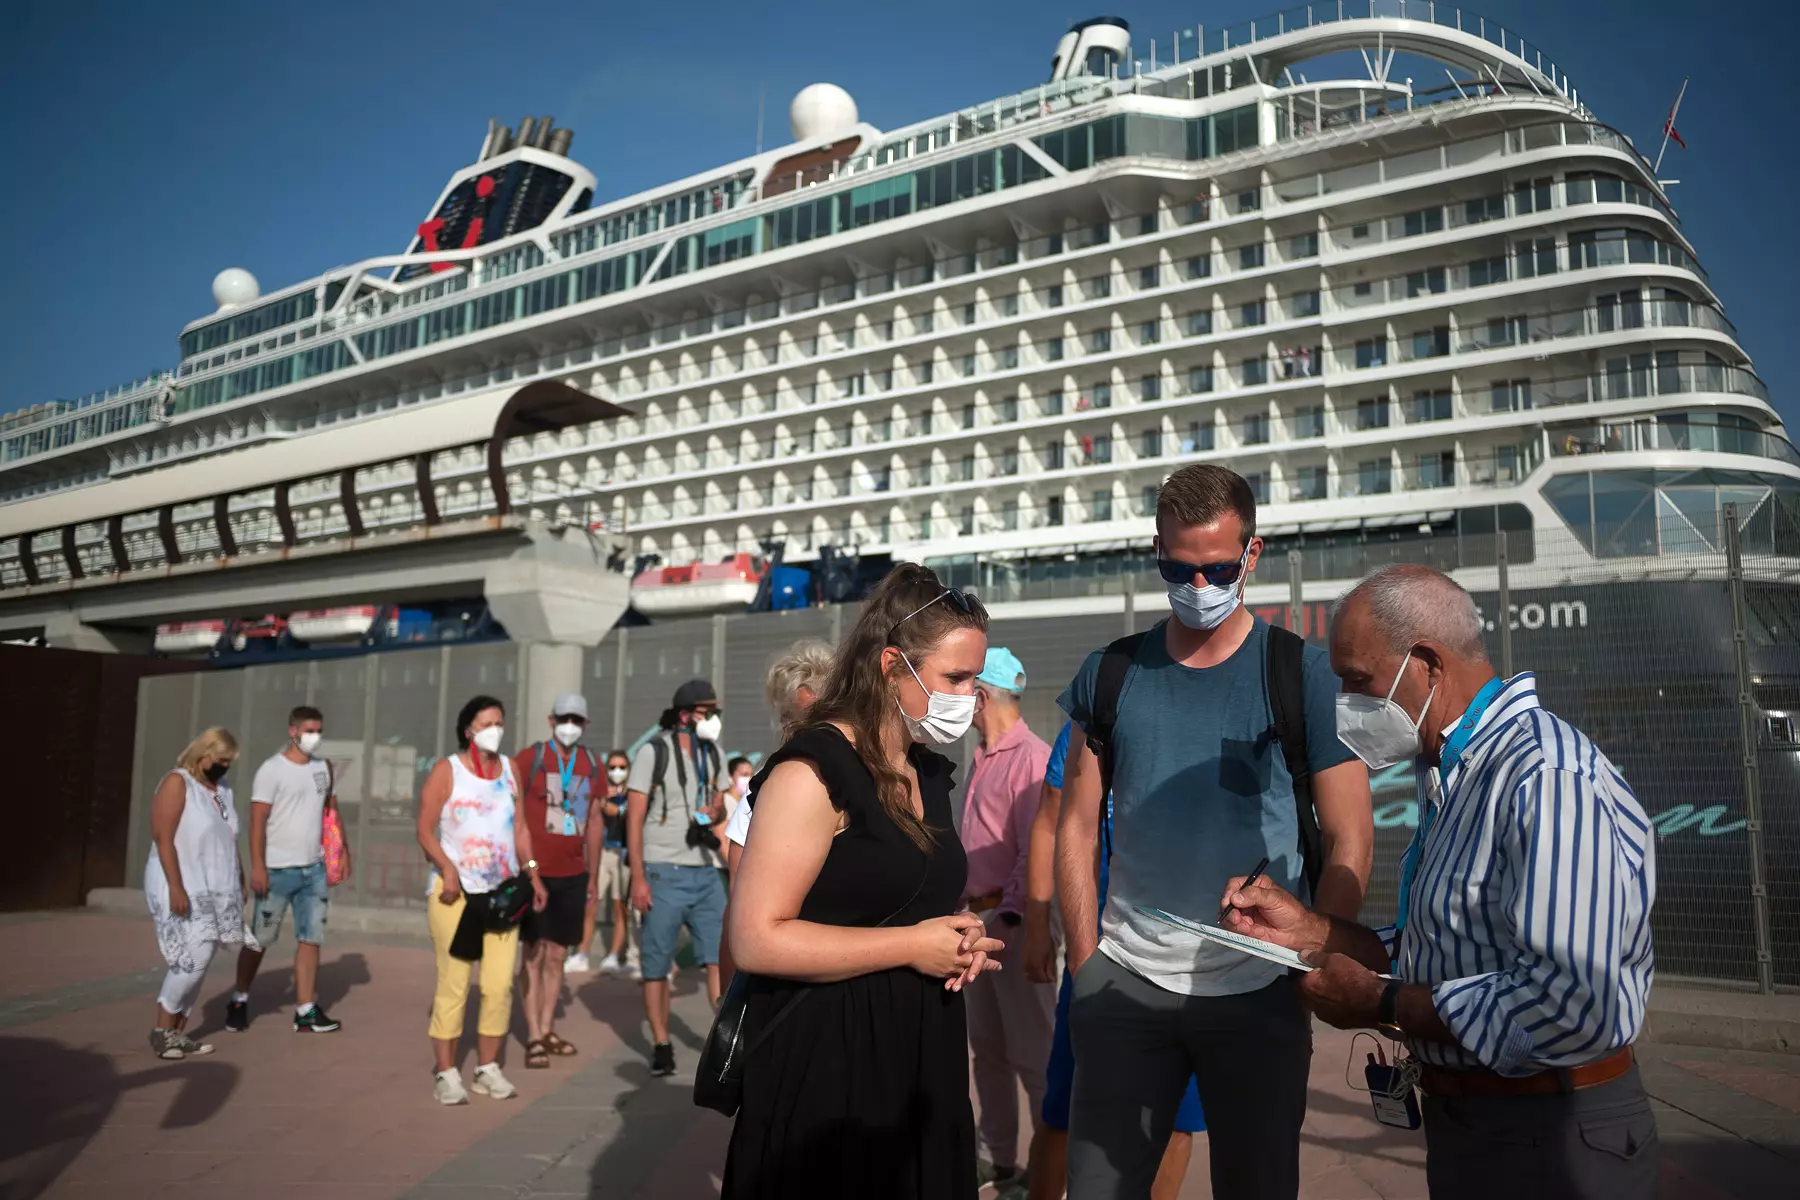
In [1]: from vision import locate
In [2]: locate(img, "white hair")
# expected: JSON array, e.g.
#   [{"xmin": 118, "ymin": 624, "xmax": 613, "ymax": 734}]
[
  {"xmin": 1334, "ymin": 563, "xmax": 1489, "ymax": 660},
  {"xmin": 765, "ymin": 638, "xmax": 834, "ymax": 734}
]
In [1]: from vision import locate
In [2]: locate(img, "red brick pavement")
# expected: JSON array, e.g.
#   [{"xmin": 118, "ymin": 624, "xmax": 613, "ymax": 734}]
[{"xmin": 3, "ymin": 911, "xmax": 1797, "ymax": 1200}]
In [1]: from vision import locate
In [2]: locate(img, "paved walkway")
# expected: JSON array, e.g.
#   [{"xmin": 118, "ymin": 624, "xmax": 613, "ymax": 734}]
[{"xmin": 1, "ymin": 910, "xmax": 1796, "ymax": 1199}]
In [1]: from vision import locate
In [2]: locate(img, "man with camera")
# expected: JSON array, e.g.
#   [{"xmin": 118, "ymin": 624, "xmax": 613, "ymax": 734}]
[{"xmin": 626, "ymin": 678, "xmax": 729, "ymax": 1077}]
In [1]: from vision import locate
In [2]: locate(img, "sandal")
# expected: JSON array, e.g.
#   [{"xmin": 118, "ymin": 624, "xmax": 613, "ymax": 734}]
[
  {"xmin": 525, "ymin": 1039, "xmax": 551, "ymax": 1069},
  {"xmin": 542, "ymin": 1032, "xmax": 578, "ymax": 1056}
]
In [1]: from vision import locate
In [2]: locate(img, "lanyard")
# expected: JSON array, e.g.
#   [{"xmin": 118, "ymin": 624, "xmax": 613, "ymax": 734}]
[{"xmin": 1392, "ymin": 675, "xmax": 1506, "ymax": 963}]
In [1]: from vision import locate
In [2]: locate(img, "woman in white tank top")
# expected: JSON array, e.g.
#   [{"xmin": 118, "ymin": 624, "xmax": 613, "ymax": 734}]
[
  {"xmin": 144, "ymin": 726, "xmax": 246, "ymax": 1060},
  {"xmin": 415, "ymin": 694, "xmax": 549, "ymax": 1106}
]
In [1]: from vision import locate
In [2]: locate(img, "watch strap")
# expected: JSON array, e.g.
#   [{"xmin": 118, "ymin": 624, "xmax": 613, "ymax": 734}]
[{"xmin": 1378, "ymin": 979, "xmax": 1403, "ymax": 1033}]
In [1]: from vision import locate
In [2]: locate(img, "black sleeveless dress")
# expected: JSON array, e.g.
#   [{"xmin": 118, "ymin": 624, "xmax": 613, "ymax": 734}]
[{"xmin": 722, "ymin": 725, "xmax": 975, "ymax": 1200}]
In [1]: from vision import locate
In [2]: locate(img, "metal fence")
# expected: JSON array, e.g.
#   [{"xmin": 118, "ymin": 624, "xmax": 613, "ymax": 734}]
[{"xmin": 125, "ymin": 513, "xmax": 1799, "ymax": 989}]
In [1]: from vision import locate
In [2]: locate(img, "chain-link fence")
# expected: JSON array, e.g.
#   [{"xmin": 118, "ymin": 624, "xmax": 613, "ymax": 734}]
[{"xmin": 124, "ymin": 507, "xmax": 1799, "ymax": 987}]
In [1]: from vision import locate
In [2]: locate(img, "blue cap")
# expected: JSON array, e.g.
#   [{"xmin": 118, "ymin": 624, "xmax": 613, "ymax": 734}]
[{"xmin": 978, "ymin": 647, "xmax": 1028, "ymax": 693}]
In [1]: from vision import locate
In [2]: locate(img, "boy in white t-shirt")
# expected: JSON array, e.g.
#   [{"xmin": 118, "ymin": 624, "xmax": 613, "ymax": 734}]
[{"xmin": 227, "ymin": 705, "xmax": 344, "ymax": 1034}]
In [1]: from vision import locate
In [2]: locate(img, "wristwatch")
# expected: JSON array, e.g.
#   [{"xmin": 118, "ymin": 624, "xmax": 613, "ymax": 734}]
[
  {"xmin": 1377, "ymin": 980, "xmax": 1405, "ymax": 1038},
  {"xmin": 524, "ymin": 858, "xmax": 540, "ymax": 873}
]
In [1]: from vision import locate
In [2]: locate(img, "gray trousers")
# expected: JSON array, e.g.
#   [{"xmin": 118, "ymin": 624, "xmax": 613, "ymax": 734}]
[
  {"xmin": 1066, "ymin": 951, "xmax": 1312, "ymax": 1200},
  {"xmin": 1423, "ymin": 1064, "xmax": 1659, "ymax": 1199}
]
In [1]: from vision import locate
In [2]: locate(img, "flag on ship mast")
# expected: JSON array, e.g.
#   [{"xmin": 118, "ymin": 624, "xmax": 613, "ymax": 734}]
[{"xmin": 1654, "ymin": 78, "xmax": 1689, "ymax": 174}]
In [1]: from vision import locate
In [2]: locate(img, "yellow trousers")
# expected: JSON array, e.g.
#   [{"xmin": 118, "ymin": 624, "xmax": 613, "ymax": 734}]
[{"xmin": 426, "ymin": 878, "xmax": 519, "ymax": 1039}]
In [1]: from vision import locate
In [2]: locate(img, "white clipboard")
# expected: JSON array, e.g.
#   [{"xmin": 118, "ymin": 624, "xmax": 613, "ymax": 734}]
[{"xmin": 1134, "ymin": 905, "xmax": 1316, "ymax": 972}]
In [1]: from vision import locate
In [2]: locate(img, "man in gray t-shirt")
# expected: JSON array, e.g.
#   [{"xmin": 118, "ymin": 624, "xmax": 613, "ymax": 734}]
[
  {"xmin": 1056, "ymin": 464, "xmax": 1372, "ymax": 1200},
  {"xmin": 626, "ymin": 678, "xmax": 728, "ymax": 1078}
]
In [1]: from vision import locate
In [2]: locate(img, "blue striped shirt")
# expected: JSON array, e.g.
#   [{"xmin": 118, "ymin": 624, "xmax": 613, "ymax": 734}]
[{"xmin": 1380, "ymin": 673, "xmax": 1656, "ymax": 1076}]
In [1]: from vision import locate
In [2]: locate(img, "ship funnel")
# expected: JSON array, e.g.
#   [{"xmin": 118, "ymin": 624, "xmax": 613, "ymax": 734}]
[
  {"xmin": 547, "ymin": 127, "xmax": 574, "ymax": 156},
  {"xmin": 1049, "ymin": 16, "xmax": 1130, "ymax": 82},
  {"xmin": 516, "ymin": 115, "xmax": 538, "ymax": 149},
  {"xmin": 534, "ymin": 115, "xmax": 554, "ymax": 148}
]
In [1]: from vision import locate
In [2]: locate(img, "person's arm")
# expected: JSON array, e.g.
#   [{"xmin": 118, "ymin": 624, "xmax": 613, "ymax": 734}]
[
  {"xmin": 626, "ymin": 787, "xmax": 651, "ymax": 912},
  {"xmin": 1022, "ymin": 777, "xmax": 1062, "ymax": 983},
  {"xmin": 585, "ymin": 792, "xmax": 606, "ymax": 884},
  {"xmin": 149, "ymin": 774, "xmax": 191, "ymax": 915},
  {"xmin": 1054, "ymin": 727, "xmax": 1103, "ymax": 973},
  {"xmin": 247, "ymin": 803, "xmax": 272, "ymax": 898},
  {"xmin": 1220, "ymin": 874, "xmax": 1389, "ymax": 971},
  {"xmin": 414, "ymin": 760, "xmax": 460, "ymax": 904},
  {"xmin": 730, "ymin": 759, "xmax": 1003, "ymax": 985},
  {"xmin": 1311, "ymin": 759, "xmax": 1373, "ymax": 921},
  {"xmin": 511, "ymin": 771, "xmax": 548, "ymax": 910}
]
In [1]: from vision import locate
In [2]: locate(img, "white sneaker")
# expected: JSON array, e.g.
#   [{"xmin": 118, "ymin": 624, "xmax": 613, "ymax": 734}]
[
  {"xmin": 626, "ymin": 961, "xmax": 643, "ymax": 982},
  {"xmin": 565, "ymin": 952, "xmax": 591, "ymax": 974},
  {"xmin": 434, "ymin": 1070, "xmax": 468, "ymax": 1106},
  {"xmin": 597, "ymin": 953, "xmax": 621, "ymax": 975},
  {"xmin": 470, "ymin": 1062, "xmax": 518, "ymax": 1100}
]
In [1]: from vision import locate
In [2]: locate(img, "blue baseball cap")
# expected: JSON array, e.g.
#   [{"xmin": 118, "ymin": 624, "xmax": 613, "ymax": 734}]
[{"xmin": 978, "ymin": 647, "xmax": 1028, "ymax": 693}]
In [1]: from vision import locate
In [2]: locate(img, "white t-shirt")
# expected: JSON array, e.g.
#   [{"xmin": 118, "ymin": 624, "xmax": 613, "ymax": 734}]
[{"xmin": 252, "ymin": 752, "xmax": 331, "ymax": 869}]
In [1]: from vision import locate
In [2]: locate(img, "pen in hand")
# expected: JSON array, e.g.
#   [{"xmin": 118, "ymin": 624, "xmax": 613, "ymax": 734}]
[{"xmin": 1220, "ymin": 855, "xmax": 1271, "ymax": 924}]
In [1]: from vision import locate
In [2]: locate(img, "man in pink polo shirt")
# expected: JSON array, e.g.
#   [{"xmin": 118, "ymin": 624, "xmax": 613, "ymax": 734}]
[{"xmin": 961, "ymin": 646, "xmax": 1055, "ymax": 1196}]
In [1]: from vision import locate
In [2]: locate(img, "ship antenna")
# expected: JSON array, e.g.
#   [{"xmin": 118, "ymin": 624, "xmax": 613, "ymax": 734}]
[{"xmin": 755, "ymin": 84, "xmax": 765, "ymax": 154}]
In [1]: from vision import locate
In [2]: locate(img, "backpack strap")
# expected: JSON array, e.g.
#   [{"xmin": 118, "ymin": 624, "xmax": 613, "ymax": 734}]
[
  {"xmin": 1086, "ymin": 629, "xmax": 1150, "ymax": 800},
  {"xmin": 1266, "ymin": 624, "xmax": 1321, "ymax": 899},
  {"xmin": 651, "ymin": 736, "xmax": 671, "ymax": 823},
  {"xmin": 529, "ymin": 743, "xmax": 548, "ymax": 794}
]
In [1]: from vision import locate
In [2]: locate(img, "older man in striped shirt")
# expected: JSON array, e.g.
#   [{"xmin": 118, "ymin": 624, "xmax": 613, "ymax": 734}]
[{"xmin": 1222, "ymin": 563, "xmax": 1658, "ymax": 1199}]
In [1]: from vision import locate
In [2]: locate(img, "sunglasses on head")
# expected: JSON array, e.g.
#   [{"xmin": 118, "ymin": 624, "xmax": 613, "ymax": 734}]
[
  {"xmin": 886, "ymin": 587, "xmax": 977, "ymax": 645},
  {"xmin": 1156, "ymin": 547, "xmax": 1251, "ymax": 589}
]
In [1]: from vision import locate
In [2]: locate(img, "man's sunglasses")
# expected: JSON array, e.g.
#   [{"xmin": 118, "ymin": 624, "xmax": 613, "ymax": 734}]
[
  {"xmin": 1156, "ymin": 549, "xmax": 1250, "ymax": 589},
  {"xmin": 887, "ymin": 587, "xmax": 978, "ymax": 645}
]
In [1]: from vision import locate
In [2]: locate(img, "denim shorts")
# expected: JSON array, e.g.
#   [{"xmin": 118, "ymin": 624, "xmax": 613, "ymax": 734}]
[
  {"xmin": 638, "ymin": 863, "xmax": 725, "ymax": 980},
  {"xmin": 251, "ymin": 861, "xmax": 329, "ymax": 946}
]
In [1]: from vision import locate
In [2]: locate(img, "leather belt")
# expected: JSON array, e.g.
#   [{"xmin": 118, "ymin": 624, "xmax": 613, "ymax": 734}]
[
  {"xmin": 965, "ymin": 890, "xmax": 1003, "ymax": 913},
  {"xmin": 1420, "ymin": 1047, "xmax": 1635, "ymax": 1098}
]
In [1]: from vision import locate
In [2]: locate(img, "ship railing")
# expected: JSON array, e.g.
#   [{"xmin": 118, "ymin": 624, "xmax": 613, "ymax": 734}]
[{"xmin": 1547, "ymin": 418, "xmax": 1800, "ymax": 469}]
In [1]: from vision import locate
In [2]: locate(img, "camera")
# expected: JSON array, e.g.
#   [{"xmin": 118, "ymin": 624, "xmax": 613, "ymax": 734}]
[{"xmin": 686, "ymin": 818, "xmax": 722, "ymax": 853}]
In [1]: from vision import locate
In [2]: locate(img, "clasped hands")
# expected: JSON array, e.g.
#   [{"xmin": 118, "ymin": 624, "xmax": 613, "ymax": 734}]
[
  {"xmin": 912, "ymin": 912, "xmax": 1006, "ymax": 993},
  {"xmin": 1219, "ymin": 875, "xmax": 1386, "ymax": 1030}
]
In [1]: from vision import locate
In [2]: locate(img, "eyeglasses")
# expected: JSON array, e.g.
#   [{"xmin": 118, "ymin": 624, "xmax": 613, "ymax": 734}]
[
  {"xmin": 554, "ymin": 714, "xmax": 588, "ymax": 725},
  {"xmin": 887, "ymin": 587, "xmax": 977, "ymax": 645},
  {"xmin": 1156, "ymin": 548, "xmax": 1251, "ymax": 589}
]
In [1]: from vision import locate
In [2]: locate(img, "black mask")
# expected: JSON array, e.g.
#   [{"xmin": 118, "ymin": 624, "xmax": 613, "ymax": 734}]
[{"xmin": 204, "ymin": 762, "xmax": 229, "ymax": 784}]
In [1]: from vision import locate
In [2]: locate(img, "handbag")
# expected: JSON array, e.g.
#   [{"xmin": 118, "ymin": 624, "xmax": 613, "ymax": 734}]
[
  {"xmin": 694, "ymin": 864, "xmax": 932, "ymax": 1117},
  {"xmin": 321, "ymin": 808, "xmax": 349, "ymax": 886},
  {"xmin": 478, "ymin": 874, "xmax": 532, "ymax": 931}
]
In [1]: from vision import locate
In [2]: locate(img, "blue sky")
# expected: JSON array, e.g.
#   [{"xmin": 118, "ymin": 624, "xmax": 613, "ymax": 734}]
[{"xmin": 2, "ymin": 0, "xmax": 1794, "ymax": 429}]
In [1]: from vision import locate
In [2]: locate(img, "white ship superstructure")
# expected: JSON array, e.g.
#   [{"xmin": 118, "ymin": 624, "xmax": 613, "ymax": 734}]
[{"xmin": 1, "ymin": 4, "xmax": 1795, "ymax": 639}]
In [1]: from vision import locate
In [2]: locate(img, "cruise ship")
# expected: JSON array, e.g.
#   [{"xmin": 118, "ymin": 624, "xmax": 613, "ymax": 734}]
[{"xmin": 1, "ymin": 3, "xmax": 1796, "ymax": 643}]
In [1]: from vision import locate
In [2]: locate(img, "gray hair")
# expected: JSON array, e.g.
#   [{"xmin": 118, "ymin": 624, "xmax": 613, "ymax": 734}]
[
  {"xmin": 975, "ymin": 680, "xmax": 1022, "ymax": 706},
  {"xmin": 1334, "ymin": 563, "xmax": 1489, "ymax": 660},
  {"xmin": 765, "ymin": 638, "xmax": 834, "ymax": 733}
]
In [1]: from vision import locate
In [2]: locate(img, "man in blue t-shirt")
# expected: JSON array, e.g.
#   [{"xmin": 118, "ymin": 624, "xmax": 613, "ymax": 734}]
[
  {"xmin": 1023, "ymin": 720, "xmax": 1202, "ymax": 1200},
  {"xmin": 1056, "ymin": 464, "xmax": 1372, "ymax": 1200}
]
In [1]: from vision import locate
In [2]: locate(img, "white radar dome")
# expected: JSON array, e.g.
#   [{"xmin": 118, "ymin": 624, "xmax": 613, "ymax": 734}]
[
  {"xmin": 212, "ymin": 268, "xmax": 261, "ymax": 310},
  {"xmin": 789, "ymin": 83, "xmax": 858, "ymax": 141}
]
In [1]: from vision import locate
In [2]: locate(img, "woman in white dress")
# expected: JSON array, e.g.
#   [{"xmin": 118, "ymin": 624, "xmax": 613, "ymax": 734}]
[{"xmin": 144, "ymin": 727, "xmax": 247, "ymax": 1060}]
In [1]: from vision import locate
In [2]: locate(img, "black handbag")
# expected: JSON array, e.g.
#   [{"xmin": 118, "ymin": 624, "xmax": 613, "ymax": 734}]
[
  {"xmin": 694, "ymin": 866, "xmax": 931, "ymax": 1117},
  {"xmin": 480, "ymin": 874, "xmax": 532, "ymax": 930}
]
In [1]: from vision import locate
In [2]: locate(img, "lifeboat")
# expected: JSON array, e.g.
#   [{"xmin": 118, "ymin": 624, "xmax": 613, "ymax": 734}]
[
  {"xmin": 154, "ymin": 619, "xmax": 225, "ymax": 655},
  {"xmin": 289, "ymin": 605, "xmax": 380, "ymax": 642},
  {"xmin": 631, "ymin": 553, "xmax": 766, "ymax": 616}
]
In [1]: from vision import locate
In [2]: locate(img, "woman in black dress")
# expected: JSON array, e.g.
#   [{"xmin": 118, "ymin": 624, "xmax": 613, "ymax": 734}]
[{"xmin": 724, "ymin": 563, "xmax": 1004, "ymax": 1200}]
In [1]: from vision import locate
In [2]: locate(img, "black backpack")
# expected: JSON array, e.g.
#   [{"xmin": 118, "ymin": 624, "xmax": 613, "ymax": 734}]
[{"xmin": 1083, "ymin": 622, "xmax": 1322, "ymax": 898}]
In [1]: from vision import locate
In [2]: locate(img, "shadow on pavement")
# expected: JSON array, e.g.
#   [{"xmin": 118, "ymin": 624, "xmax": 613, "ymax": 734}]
[
  {"xmin": 191, "ymin": 949, "xmax": 373, "ymax": 1035},
  {"xmin": 0, "ymin": 1036, "xmax": 238, "ymax": 1200}
]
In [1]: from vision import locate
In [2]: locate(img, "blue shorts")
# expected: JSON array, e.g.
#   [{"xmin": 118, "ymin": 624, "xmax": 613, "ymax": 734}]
[
  {"xmin": 1043, "ymin": 965, "xmax": 1205, "ymax": 1133},
  {"xmin": 639, "ymin": 864, "xmax": 726, "ymax": 980},
  {"xmin": 250, "ymin": 861, "xmax": 329, "ymax": 946}
]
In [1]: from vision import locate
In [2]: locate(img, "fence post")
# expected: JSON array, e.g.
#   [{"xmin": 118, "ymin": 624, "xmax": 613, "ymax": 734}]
[
  {"xmin": 1496, "ymin": 533, "xmax": 1514, "ymax": 678},
  {"xmin": 433, "ymin": 644, "xmax": 451, "ymax": 760},
  {"xmin": 829, "ymin": 603, "xmax": 843, "ymax": 646},
  {"xmin": 611, "ymin": 627, "xmax": 629, "ymax": 751},
  {"xmin": 1287, "ymin": 548, "xmax": 1304, "ymax": 638},
  {"xmin": 355, "ymin": 654, "xmax": 379, "ymax": 907},
  {"xmin": 711, "ymin": 615, "xmax": 728, "ymax": 697},
  {"xmin": 1123, "ymin": 576, "xmax": 1136, "ymax": 636},
  {"xmin": 1723, "ymin": 502, "xmax": 1775, "ymax": 994}
]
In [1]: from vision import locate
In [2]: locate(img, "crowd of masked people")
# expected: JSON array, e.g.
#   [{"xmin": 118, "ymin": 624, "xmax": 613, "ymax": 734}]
[{"xmin": 140, "ymin": 461, "xmax": 1658, "ymax": 1199}]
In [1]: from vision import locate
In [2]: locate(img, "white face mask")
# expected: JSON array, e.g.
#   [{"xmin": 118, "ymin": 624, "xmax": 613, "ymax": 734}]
[
  {"xmin": 553, "ymin": 722, "xmax": 583, "ymax": 748},
  {"xmin": 732, "ymin": 776, "xmax": 751, "ymax": 796},
  {"xmin": 1335, "ymin": 650, "xmax": 1436, "ymax": 771},
  {"xmin": 471, "ymin": 725, "xmax": 504, "ymax": 755},
  {"xmin": 896, "ymin": 653, "xmax": 978, "ymax": 745},
  {"xmin": 607, "ymin": 766, "xmax": 629, "ymax": 785},
  {"xmin": 693, "ymin": 713, "xmax": 723, "ymax": 743},
  {"xmin": 296, "ymin": 731, "xmax": 322, "ymax": 756},
  {"xmin": 1164, "ymin": 547, "xmax": 1249, "ymax": 631}
]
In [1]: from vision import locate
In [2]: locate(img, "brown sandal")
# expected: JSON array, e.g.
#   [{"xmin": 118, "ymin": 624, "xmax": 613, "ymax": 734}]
[
  {"xmin": 525, "ymin": 1039, "xmax": 551, "ymax": 1068},
  {"xmin": 542, "ymin": 1032, "xmax": 578, "ymax": 1056}
]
